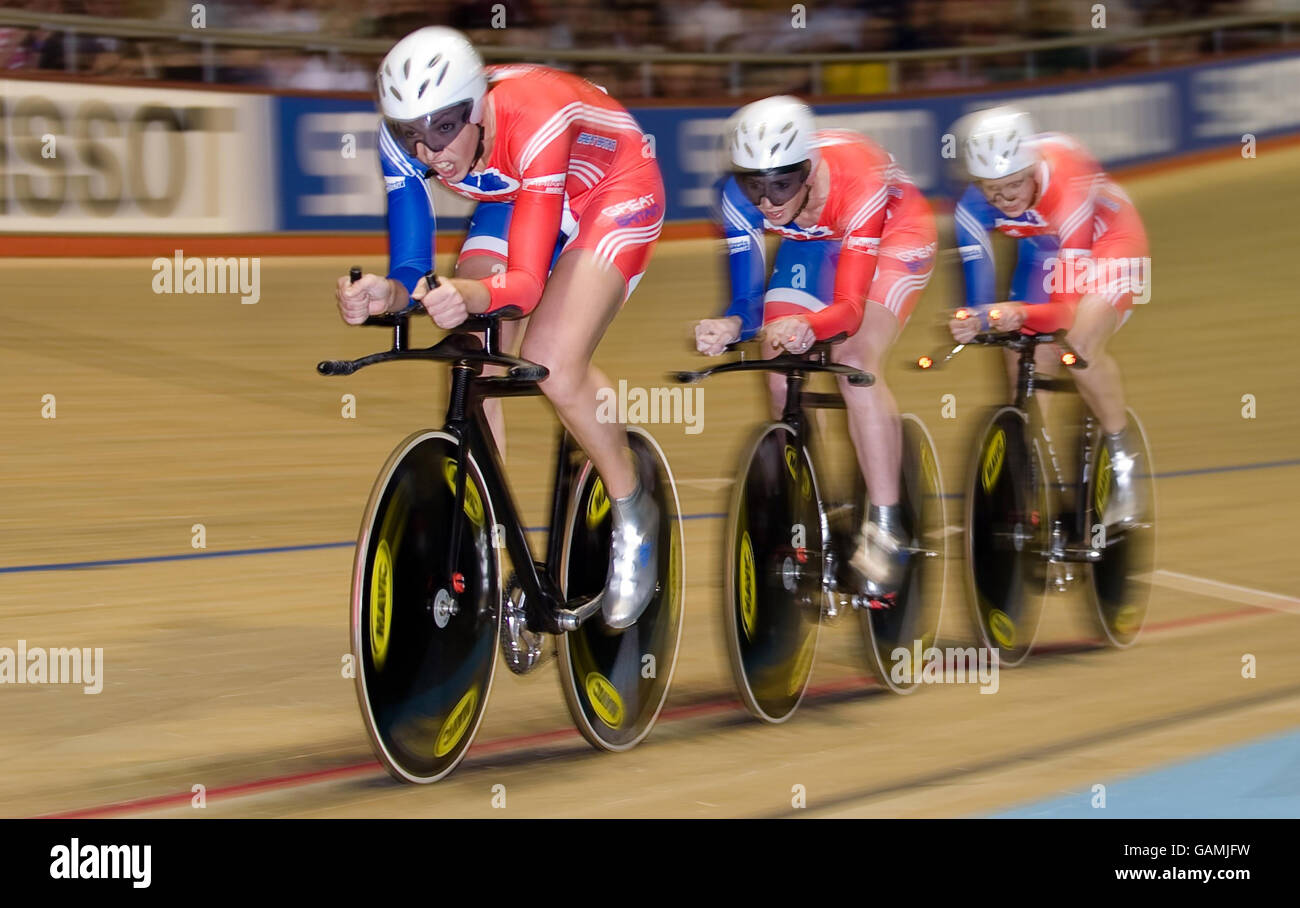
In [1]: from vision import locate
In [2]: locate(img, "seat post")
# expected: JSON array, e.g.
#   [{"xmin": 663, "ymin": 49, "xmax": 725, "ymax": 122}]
[{"xmin": 1015, "ymin": 342, "xmax": 1037, "ymax": 409}]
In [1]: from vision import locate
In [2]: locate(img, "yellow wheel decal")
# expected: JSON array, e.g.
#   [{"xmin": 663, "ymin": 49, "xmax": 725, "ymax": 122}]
[
  {"xmin": 784, "ymin": 444, "xmax": 799, "ymax": 482},
  {"xmin": 988, "ymin": 608, "xmax": 1016, "ymax": 649},
  {"xmin": 980, "ymin": 428, "xmax": 1006, "ymax": 495},
  {"xmin": 585, "ymin": 672, "xmax": 625, "ymax": 729},
  {"xmin": 1094, "ymin": 447, "xmax": 1112, "ymax": 516},
  {"xmin": 434, "ymin": 685, "xmax": 480, "ymax": 757},
  {"xmin": 370, "ymin": 538, "xmax": 394, "ymax": 670},
  {"xmin": 787, "ymin": 632, "xmax": 815, "ymax": 697},
  {"xmin": 667, "ymin": 516, "xmax": 681, "ymax": 612},
  {"xmin": 1113, "ymin": 604, "xmax": 1140, "ymax": 635},
  {"xmin": 441, "ymin": 457, "xmax": 485, "ymax": 527},
  {"xmin": 586, "ymin": 476, "xmax": 610, "ymax": 529},
  {"xmin": 920, "ymin": 440, "xmax": 938, "ymax": 494},
  {"xmin": 739, "ymin": 531, "xmax": 757, "ymax": 641}
]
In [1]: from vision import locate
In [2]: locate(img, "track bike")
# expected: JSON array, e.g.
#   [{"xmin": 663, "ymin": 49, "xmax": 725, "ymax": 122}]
[
  {"xmin": 319, "ymin": 268, "xmax": 685, "ymax": 782},
  {"xmin": 916, "ymin": 321, "xmax": 1155, "ymax": 665},
  {"xmin": 675, "ymin": 337, "xmax": 946, "ymax": 722}
]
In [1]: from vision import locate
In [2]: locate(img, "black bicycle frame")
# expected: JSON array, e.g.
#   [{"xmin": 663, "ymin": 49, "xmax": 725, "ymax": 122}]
[
  {"xmin": 319, "ymin": 301, "xmax": 585, "ymax": 636},
  {"xmin": 441, "ymin": 343, "xmax": 580, "ymax": 636},
  {"xmin": 1003, "ymin": 335, "xmax": 1098, "ymax": 557}
]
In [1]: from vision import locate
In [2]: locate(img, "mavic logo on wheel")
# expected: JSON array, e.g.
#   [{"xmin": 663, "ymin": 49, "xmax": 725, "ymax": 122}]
[
  {"xmin": 1112, "ymin": 604, "xmax": 1140, "ymax": 635},
  {"xmin": 585, "ymin": 672, "xmax": 625, "ymax": 729},
  {"xmin": 921, "ymin": 443, "xmax": 938, "ymax": 494},
  {"xmin": 739, "ymin": 532, "xmax": 757, "ymax": 641},
  {"xmin": 434, "ymin": 685, "xmax": 479, "ymax": 757},
  {"xmin": 586, "ymin": 478, "xmax": 610, "ymax": 529},
  {"xmin": 981, "ymin": 429, "xmax": 1006, "ymax": 494},
  {"xmin": 988, "ymin": 609, "xmax": 1016, "ymax": 649},
  {"xmin": 441, "ymin": 458, "xmax": 486, "ymax": 526},
  {"xmin": 370, "ymin": 539, "xmax": 394, "ymax": 670},
  {"xmin": 1094, "ymin": 448, "xmax": 1112, "ymax": 516},
  {"xmin": 788, "ymin": 634, "xmax": 816, "ymax": 697},
  {"xmin": 784, "ymin": 445, "xmax": 799, "ymax": 482}
]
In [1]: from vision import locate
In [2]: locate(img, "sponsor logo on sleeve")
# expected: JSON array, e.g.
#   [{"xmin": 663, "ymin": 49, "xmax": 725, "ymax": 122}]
[
  {"xmin": 384, "ymin": 175, "xmax": 406, "ymax": 192},
  {"xmin": 844, "ymin": 235, "xmax": 881, "ymax": 254},
  {"xmin": 576, "ymin": 131, "xmax": 618, "ymax": 152},
  {"xmin": 727, "ymin": 235, "xmax": 751, "ymax": 254},
  {"xmin": 522, "ymin": 173, "xmax": 567, "ymax": 194}
]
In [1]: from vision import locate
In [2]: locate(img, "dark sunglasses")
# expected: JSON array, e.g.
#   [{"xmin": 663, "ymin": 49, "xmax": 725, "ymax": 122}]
[
  {"xmin": 734, "ymin": 160, "xmax": 811, "ymax": 207},
  {"xmin": 384, "ymin": 100, "xmax": 473, "ymax": 157}
]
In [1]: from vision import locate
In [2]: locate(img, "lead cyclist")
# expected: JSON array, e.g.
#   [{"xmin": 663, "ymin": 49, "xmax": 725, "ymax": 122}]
[
  {"xmin": 334, "ymin": 27, "xmax": 666, "ymax": 629},
  {"xmin": 694, "ymin": 96, "xmax": 938, "ymax": 602}
]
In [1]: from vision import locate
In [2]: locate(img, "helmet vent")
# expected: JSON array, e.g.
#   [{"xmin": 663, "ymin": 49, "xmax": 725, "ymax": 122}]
[
  {"xmin": 436, "ymin": 61, "xmax": 449, "ymax": 86},
  {"xmin": 427, "ymin": 54, "xmax": 442, "ymax": 70},
  {"xmin": 417, "ymin": 79, "xmax": 430, "ymax": 99},
  {"xmin": 402, "ymin": 58, "xmax": 411, "ymax": 79}
]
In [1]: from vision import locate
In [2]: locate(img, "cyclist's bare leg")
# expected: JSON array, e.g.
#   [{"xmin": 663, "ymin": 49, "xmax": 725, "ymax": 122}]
[
  {"xmin": 456, "ymin": 254, "xmax": 523, "ymax": 462},
  {"xmin": 518, "ymin": 249, "xmax": 636, "ymax": 498},
  {"xmin": 1064, "ymin": 294, "xmax": 1127, "ymax": 434},
  {"xmin": 833, "ymin": 300, "xmax": 901, "ymax": 507}
]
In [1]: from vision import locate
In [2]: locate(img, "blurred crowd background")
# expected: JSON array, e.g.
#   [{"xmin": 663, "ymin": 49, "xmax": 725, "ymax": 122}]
[{"xmin": 0, "ymin": 0, "xmax": 1294, "ymax": 96}]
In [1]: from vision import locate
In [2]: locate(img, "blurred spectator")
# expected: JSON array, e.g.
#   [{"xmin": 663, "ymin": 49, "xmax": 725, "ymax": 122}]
[{"xmin": 0, "ymin": 0, "xmax": 1287, "ymax": 95}]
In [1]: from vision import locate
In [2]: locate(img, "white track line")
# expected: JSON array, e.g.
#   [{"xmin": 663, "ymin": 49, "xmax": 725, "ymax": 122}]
[
  {"xmin": 677, "ymin": 478, "xmax": 735, "ymax": 491},
  {"xmin": 1146, "ymin": 570, "xmax": 1300, "ymax": 614}
]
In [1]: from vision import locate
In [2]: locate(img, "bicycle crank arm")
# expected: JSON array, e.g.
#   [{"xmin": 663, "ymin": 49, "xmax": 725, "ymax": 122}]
[{"xmin": 555, "ymin": 594, "xmax": 603, "ymax": 632}]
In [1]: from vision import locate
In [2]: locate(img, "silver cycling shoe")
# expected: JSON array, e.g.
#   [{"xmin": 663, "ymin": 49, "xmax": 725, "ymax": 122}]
[{"xmin": 600, "ymin": 478, "xmax": 660, "ymax": 630}]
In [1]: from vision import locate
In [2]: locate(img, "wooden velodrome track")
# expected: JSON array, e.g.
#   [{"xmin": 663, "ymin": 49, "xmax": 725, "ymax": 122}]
[{"xmin": 2, "ymin": 146, "xmax": 1298, "ymax": 819}]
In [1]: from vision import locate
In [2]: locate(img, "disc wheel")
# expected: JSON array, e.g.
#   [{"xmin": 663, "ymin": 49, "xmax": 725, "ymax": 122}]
[
  {"xmin": 724, "ymin": 423, "xmax": 824, "ymax": 723},
  {"xmin": 1083, "ymin": 407, "xmax": 1156, "ymax": 647},
  {"xmin": 964, "ymin": 406, "xmax": 1049, "ymax": 667},
  {"xmin": 857, "ymin": 414, "xmax": 947, "ymax": 692},
  {"xmin": 350, "ymin": 430, "xmax": 501, "ymax": 783},
  {"xmin": 557, "ymin": 426, "xmax": 685, "ymax": 751}
]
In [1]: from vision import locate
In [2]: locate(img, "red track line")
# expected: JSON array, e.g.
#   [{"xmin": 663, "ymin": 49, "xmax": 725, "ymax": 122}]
[{"xmin": 31, "ymin": 603, "xmax": 1274, "ymax": 819}]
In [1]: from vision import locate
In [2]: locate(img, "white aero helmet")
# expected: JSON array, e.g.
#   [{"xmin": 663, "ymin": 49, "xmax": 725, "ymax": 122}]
[
  {"xmin": 729, "ymin": 95, "xmax": 816, "ymax": 172},
  {"xmin": 963, "ymin": 106, "xmax": 1038, "ymax": 179},
  {"xmin": 376, "ymin": 26, "xmax": 487, "ymax": 125}
]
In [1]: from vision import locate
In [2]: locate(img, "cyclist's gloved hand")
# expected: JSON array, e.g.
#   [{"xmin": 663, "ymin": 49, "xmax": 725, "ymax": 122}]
[
  {"xmin": 336, "ymin": 272, "xmax": 396, "ymax": 325},
  {"xmin": 695, "ymin": 316, "xmax": 742, "ymax": 356}
]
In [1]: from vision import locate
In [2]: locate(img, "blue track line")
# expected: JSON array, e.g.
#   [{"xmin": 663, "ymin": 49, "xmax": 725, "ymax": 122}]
[
  {"xmin": 2, "ymin": 456, "xmax": 1295, "ymax": 576},
  {"xmin": 988, "ymin": 726, "xmax": 1300, "ymax": 818}
]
